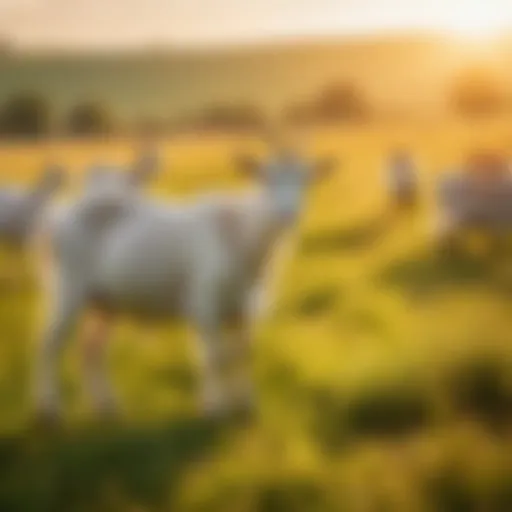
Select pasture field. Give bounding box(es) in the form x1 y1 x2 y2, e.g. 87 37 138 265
0 120 511 511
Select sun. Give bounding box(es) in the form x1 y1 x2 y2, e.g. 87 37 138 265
444 5 506 41
450 18 498 39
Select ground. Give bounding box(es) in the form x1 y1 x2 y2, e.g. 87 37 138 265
0 120 511 511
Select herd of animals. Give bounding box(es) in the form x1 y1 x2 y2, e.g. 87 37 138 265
0 143 509 426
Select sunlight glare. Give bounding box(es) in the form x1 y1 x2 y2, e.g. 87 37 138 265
444 4 507 41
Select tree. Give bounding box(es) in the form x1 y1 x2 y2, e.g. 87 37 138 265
0 93 51 138
0 36 13 57
450 69 508 117
65 102 113 136
285 82 370 126
314 82 369 122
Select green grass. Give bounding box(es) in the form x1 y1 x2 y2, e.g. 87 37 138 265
0 122 511 510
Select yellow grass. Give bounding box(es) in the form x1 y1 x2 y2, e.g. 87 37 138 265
0 119 510 510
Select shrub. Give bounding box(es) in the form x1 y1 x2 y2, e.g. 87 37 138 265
0 93 51 138
343 382 432 438
254 478 327 512
424 466 478 512
315 82 369 122
65 102 113 136
450 68 508 117
309 379 432 452
448 354 512 430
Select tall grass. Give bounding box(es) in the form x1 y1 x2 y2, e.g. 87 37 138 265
0 122 510 510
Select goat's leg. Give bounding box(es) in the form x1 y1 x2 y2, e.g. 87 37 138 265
193 322 229 417
190 289 230 417
227 318 256 415
34 280 85 424
81 310 118 419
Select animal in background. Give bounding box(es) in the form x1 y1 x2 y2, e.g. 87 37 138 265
0 164 64 247
383 149 419 211
434 151 512 248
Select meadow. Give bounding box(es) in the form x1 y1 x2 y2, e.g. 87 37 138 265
0 119 511 511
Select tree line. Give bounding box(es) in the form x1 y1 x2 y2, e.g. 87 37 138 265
0 69 509 139
0 97 113 138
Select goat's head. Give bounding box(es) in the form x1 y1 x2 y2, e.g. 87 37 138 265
84 148 161 200
237 148 337 224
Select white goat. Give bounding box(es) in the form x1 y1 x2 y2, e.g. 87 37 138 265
435 163 512 243
33 149 335 422
383 151 418 209
0 165 64 247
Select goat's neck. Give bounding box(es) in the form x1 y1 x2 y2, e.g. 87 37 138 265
241 194 295 276
29 186 54 207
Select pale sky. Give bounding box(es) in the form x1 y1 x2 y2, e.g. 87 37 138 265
1 0 512 49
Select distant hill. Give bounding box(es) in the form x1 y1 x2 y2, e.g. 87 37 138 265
1 35 511 122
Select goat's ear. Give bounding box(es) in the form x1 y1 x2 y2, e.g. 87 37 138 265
130 148 160 185
38 163 66 192
235 154 261 178
313 157 338 183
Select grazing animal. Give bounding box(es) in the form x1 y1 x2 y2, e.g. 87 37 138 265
77 151 161 219
383 150 418 210
33 149 336 422
0 165 64 247
435 153 512 244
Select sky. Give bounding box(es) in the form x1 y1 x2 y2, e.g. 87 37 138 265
0 0 512 49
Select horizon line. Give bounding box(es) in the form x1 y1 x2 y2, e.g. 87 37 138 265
2 28 498 56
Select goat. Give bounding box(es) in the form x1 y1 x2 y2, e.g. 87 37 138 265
383 150 418 211
0 164 64 247
434 153 512 244
33 148 336 423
